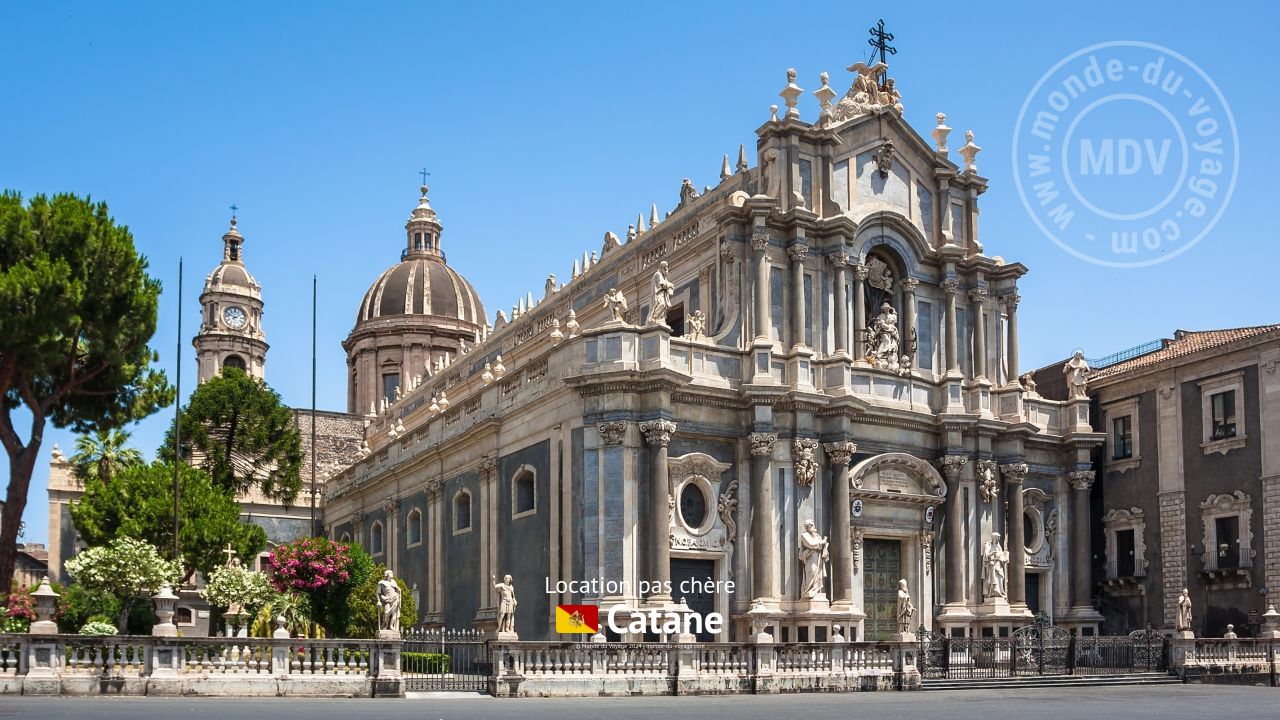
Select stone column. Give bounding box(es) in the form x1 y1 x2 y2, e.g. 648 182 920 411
969 288 988 380
852 265 868 359
830 252 849 356
939 456 968 604
1069 470 1096 607
750 432 779 602
824 441 857 604
753 228 771 341
640 420 677 603
1001 463 1029 605
787 243 808 349
384 497 400 572
900 278 919 370
1004 293 1021 383
943 279 960 374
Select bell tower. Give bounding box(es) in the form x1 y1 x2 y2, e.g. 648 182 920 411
193 214 269 383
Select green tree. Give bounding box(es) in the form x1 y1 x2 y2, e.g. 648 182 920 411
346 565 417 638
161 367 303 504
0 191 172 591
268 537 373 636
70 427 143 484
64 537 180 629
70 461 266 582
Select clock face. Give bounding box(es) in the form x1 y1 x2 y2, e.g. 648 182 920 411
223 306 247 329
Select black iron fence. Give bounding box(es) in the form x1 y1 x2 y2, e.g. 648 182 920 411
402 628 490 692
919 624 1169 679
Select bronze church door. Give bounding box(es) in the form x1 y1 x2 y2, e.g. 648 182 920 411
863 539 901 641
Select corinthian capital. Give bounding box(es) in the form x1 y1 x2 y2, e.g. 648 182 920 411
899 277 919 294
751 228 770 252
851 264 869 282
1068 470 1095 492
1000 462 1029 484
479 456 498 483
968 287 988 303
639 419 677 447
748 432 778 457
823 440 857 466
941 279 960 295
937 454 968 481
829 250 849 267
787 243 809 261
1003 293 1022 311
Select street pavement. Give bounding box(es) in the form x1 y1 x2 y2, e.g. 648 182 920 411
0 684 1273 719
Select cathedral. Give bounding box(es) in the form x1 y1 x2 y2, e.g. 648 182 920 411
321 61 1104 643
47 59 1107 643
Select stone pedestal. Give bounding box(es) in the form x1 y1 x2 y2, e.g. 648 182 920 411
376 629 401 640
496 631 520 642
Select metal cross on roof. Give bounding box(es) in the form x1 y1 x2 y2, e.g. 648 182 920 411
229 203 238 220
418 168 431 185
867 19 897 66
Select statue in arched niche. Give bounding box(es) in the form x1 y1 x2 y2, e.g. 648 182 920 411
865 302 900 373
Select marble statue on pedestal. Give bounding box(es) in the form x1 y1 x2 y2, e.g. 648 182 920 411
376 569 402 635
687 309 705 341
797 520 830 599
647 261 675 326
981 532 1009 599
493 574 518 636
1065 350 1091 399
896 579 915 633
1176 588 1193 632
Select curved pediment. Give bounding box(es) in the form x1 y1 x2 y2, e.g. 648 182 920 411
849 452 946 497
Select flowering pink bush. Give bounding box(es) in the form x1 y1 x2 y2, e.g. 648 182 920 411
3 584 38 622
268 537 355 592
268 537 372 635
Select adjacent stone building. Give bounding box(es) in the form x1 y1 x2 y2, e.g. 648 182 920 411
1079 326 1280 636
322 63 1104 642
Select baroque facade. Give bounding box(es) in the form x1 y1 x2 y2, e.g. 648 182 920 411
1079 325 1280 636
322 62 1105 642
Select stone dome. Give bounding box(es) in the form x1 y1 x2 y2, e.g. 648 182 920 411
356 256 484 326
208 262 258 289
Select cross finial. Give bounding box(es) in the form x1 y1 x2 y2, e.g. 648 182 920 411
223 543 237 566
418 168 431 185
867 19 897 66
229 203 238 220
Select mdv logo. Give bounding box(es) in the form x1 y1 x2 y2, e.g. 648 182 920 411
1079 138 1172 176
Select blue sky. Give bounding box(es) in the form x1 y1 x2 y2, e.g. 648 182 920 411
3 2 1274 544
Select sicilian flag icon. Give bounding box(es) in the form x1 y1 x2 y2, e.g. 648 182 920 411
555 604 599 634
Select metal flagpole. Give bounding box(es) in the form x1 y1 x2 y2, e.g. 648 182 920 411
310 274 317 537
173 257 183 563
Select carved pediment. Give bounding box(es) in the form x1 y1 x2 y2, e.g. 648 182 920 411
849 452 946 497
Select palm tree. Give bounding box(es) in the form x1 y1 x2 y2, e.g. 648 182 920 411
70 428 143 484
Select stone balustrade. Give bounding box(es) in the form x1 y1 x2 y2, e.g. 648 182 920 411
1172 637 1280 684
0 634 402 697
490 640 917 697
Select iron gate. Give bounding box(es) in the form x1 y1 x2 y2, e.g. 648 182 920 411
403 628 490 692
918 622 1170 679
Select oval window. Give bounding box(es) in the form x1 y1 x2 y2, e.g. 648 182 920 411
679 483 708 530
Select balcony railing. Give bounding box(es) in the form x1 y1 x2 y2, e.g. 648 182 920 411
1202 545 1252 572
1105 559 1146 579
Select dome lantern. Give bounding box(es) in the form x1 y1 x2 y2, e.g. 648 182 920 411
405 184 443 260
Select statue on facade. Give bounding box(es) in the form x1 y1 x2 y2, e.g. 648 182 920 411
830 61 889 123
1064 350 1091 399
493 574 518 636
797 519 830 600
376 569 402 635
977 460 999 504
687 309 706 341
1176 588 1193 632
981 532 1009 599
865 302 901 372
603 288 629 324
1019 371 1039 396
896 579 915 633
647 261 676 326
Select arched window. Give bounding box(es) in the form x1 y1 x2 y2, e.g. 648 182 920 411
370 521 384 556
223 354 246 372
175 607 194 625
512 466 536 518
339 532 352 544
407 508 423 546
454 491 472 534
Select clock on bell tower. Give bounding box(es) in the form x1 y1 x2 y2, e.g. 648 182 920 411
193 213 269 383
